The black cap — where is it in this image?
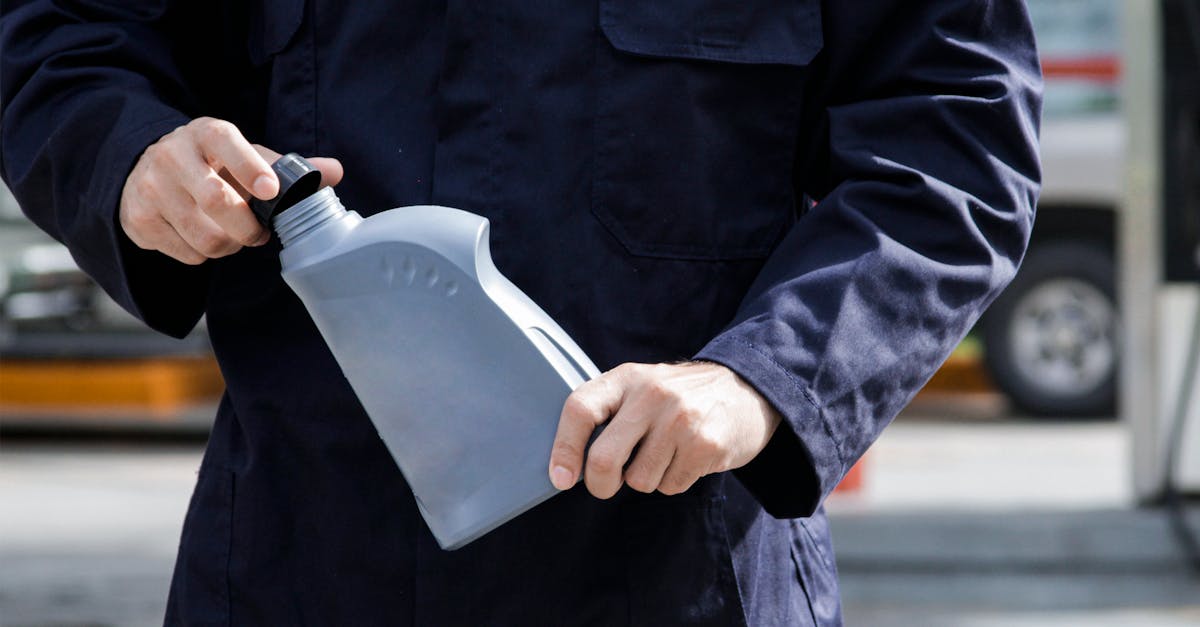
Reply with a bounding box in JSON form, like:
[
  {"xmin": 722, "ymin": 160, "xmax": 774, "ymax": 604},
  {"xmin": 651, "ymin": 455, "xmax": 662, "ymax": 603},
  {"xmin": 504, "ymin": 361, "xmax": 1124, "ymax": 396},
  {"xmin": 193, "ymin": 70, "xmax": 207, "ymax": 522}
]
[{"xmin": 250, "ymin": 153, "xmax": 324, "ymax": 226}]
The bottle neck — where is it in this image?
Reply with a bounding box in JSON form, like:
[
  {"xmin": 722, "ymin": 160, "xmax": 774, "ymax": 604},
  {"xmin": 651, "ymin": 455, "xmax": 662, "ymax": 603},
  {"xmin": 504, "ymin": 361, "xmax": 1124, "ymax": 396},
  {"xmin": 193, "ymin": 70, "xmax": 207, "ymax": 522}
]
[{"xmin": 272, "ymin": 187, "xmax": 351, "ymax": 248}]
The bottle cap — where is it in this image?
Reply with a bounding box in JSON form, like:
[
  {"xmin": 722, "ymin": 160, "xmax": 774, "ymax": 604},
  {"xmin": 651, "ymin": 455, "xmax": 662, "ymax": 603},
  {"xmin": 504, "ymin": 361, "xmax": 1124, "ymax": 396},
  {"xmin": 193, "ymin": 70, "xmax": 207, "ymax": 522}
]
[{"xmin": 250, "ymin": 153, "xmax": 324, "ymax": 226}]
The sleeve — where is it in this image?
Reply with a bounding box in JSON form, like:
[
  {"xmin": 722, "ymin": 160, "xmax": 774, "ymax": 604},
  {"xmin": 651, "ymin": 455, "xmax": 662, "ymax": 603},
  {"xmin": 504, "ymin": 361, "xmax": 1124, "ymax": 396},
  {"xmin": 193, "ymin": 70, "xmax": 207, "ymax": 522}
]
[
  {"xmin": 694, "ymin": 0, "xmax": 1042, "ymax": 517},
  {"xmin": 0, "ymin": 0, "xmax": 207, "ymax": 337}
]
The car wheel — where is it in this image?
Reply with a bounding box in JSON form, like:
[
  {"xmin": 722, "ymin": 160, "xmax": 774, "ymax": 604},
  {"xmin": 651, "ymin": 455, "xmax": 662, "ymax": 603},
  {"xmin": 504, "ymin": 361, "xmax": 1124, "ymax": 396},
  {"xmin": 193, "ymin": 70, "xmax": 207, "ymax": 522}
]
[{"xmin": 982, "ymin": 241, "xmax": 1118, "ymax": 417}]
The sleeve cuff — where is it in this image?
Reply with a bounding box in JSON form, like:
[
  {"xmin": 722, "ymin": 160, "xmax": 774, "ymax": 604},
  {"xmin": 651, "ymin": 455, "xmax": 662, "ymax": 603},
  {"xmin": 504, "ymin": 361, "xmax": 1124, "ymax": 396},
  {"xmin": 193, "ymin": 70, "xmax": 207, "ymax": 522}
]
[
  {"xmin": 86, "ymin": 111, "xmax": 210, "ymax": 338},
  {"xmin": 695, "ymin": 334, "xmax": 844, "ymax": 518}
]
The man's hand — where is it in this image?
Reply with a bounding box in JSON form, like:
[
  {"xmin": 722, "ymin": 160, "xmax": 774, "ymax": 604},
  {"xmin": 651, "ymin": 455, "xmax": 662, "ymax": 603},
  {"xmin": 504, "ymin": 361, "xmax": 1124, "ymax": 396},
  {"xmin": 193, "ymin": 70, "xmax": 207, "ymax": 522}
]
[
  {"xmin": 119, "ymin": 117, "xmax": 344, "ymax": 265},
  {"xmin": 548, "ymin": 361, "xmax": 782, "ymax": 498}
]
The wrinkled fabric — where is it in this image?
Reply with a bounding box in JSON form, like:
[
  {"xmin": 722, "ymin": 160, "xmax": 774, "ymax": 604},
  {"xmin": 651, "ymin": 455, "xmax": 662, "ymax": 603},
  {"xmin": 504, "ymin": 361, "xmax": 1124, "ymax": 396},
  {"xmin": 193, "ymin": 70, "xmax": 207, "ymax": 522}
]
[{"xmin": 0, "ymin": 0, "xmax": 1040, "ymax": 625}]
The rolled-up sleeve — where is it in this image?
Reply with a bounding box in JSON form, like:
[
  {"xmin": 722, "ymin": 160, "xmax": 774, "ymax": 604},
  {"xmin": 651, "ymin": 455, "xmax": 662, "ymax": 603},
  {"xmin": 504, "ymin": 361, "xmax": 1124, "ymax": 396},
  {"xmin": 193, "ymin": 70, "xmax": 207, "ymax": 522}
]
[
  {"xmin": 696, "ymin": 0, "xmax": 1042, "ymax": 517},
  {"xmin": 1, "ymin": 0, "xmax": 205, "ymax": 337}
]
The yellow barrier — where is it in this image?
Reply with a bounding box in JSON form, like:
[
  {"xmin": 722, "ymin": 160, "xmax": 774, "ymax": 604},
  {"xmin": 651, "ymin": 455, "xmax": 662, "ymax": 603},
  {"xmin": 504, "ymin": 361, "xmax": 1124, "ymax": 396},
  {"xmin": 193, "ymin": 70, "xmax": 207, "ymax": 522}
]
[{"xmin": 0, "ymin": 357, "xmax": 224, "ymax": 419}]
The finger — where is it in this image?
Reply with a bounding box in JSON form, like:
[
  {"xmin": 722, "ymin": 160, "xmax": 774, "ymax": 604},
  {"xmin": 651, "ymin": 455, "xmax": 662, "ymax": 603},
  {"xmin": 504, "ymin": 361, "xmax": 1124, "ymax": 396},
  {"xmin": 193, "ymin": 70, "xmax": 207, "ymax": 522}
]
[
  {"xmin": 549, "ymin": 370, "xmax": 627, "ymax": 491},
  {"xmin": 121, "ymin": 199, "xmax": 207, "ymax": 265},
  {"xmin": 657, "ymin": 433, "xmax": 716, "ymax": 496},
  {"xmin": 218, "ymin": 167, "xmax": 251, "ymax": 200},
  {"xmin": 159, "ymin": 182, "xmax": 243, "ymax": 259},
  {"xmin": 215, "ymin": 169, "xmax": 270, "ymax": 246},
  {"xmin": 194, "ymin": 119, "xmax": 277, "ymax": 199},
  {"xmin": 583, "ymin": 400, "xmax": 654, "ymax": 499},
  {"xmin": 622, "ymin": 425, "xmax": 677, "ymax": 494},
  {"xmin": 308, "ymin": 157, "xmax": 344, "ymax": 187},
  {"xmin": 250, "ymin": 145, "xmax": 344, "ymax": 188},
  {"xmin": 251, "ymin": 144, "xmax": 281, "ymax": 164},
  {"xmin": 176, "ymin": 149, "xmax": 266, "ymax": 246},
  {"xmin": 657, "ymin": 459, "xmax": 702, "ymax": 496},
  {"xmin": 150, "ymin": 215, "xmax": 209, "ymax": 265}
]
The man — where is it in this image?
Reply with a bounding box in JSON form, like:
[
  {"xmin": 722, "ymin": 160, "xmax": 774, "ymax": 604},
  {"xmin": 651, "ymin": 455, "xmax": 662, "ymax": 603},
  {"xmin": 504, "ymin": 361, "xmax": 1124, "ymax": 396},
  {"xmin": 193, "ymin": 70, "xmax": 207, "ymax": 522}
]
[{"xmin": 0, "ymin": 1, "xmax": 1041, "ymax": 624}]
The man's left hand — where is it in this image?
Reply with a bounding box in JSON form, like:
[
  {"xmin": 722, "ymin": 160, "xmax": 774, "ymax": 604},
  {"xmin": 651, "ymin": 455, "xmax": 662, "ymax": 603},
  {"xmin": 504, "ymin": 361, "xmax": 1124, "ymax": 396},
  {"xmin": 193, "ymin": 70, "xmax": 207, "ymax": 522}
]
[{"xmin": 548, "ymin": 361, "xmax": 782, "ymax": 498}]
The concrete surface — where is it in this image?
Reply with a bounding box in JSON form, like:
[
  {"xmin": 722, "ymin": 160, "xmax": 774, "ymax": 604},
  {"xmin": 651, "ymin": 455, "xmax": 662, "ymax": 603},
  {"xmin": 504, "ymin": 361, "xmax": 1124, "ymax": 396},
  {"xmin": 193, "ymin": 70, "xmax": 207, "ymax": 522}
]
[
  {"xmin": 827, "ymin": 414, "xmax": 1200, "ymax": 626},
  {"xmin": 1, "ymin": 415, "xmax": 1198, "ymax": 626},
  {"xmin": 0, "ymin": 442, "xmax": 197, "ymax": 627}
]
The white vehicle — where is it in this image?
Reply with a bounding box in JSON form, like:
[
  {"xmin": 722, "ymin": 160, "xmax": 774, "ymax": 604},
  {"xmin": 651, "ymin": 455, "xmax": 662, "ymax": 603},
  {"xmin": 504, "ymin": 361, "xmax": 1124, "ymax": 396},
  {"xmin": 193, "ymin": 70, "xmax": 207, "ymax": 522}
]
[
  {"xmin": 0, "ymin": 185, "xmax": 207, "ymax": 358},
  {"xmin": 979, "ymin": 0, "xmax": 1123, "ymax": 416}
]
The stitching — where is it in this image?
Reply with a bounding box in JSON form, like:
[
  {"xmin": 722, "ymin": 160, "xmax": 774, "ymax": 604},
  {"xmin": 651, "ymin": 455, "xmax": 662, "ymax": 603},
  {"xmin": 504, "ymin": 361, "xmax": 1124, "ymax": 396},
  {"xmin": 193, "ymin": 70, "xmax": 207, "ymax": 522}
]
[
  {"xmin": 714, "ymin": 496, "xmax": 751, "ymax": 627},
  {"xmin": 720, "ymin": 336, "xmax": 847, "ymax": 472},
  {"xmin": 489, "ymin": 5, "xmax": 501, "ymax": 218},
  {"xmin": 307, "ymin": 0, "xmax": 319, "ymax": 155},
  {"xmin": 797, "ymin": 518, "xmax": 833, "ymax": 569},
  {"xmin": 788, "ymin": 534, "xmax": 819, "ymax": 623},
  {"xmin": 224, "ymin": 471, "xmax": 236, "ymax": 627}
]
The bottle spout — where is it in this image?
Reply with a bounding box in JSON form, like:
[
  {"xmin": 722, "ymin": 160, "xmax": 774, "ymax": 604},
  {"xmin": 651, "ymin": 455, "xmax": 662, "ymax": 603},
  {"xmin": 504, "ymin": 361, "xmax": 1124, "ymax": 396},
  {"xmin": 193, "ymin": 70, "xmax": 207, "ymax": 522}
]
[{"xmin": 273, "ymin": 187, "xmax": 354, "ymax": 248}]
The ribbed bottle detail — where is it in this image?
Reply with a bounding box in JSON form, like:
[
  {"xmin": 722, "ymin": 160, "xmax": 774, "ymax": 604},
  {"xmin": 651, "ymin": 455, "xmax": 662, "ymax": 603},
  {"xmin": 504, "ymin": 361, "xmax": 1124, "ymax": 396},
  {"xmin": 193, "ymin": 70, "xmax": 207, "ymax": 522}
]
[{"xmin": 272, "ymin": 188, "xmax": 348, "ymax": 247}]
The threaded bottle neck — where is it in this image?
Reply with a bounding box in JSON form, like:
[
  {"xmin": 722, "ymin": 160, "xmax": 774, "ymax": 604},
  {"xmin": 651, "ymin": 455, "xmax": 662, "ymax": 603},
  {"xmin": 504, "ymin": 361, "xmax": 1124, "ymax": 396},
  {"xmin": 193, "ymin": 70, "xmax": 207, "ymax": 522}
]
[{"xmin": 272, "ymin": 187, "xmax": 348, "ymax": 247}]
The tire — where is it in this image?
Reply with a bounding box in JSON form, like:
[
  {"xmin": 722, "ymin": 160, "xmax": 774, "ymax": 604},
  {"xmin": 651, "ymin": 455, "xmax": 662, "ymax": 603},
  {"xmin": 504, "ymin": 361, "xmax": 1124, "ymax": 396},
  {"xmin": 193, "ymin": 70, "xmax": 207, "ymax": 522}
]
[{"xmin": 981, "ymin": 241, "xmax": 1118, "ymax": 417}]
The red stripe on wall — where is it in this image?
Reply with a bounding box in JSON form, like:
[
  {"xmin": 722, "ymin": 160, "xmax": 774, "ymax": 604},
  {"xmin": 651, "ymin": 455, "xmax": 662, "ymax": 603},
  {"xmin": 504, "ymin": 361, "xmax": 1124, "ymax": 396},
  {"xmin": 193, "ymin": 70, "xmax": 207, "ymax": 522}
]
[{"xmin": 1042, "ymin": 56, "xmax": 1121, "ymax": 82}]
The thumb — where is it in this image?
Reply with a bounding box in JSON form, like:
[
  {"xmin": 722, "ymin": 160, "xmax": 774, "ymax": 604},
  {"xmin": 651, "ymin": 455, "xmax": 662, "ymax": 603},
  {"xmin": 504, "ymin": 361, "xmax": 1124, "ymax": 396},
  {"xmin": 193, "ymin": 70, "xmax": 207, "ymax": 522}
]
[
  {"xmin": 250, "ymin": 145, "xmax": 344, "ymax": 188},
  {"xmin": 307, "ymin": 157, "xmax": 344, "ymax": 188}
]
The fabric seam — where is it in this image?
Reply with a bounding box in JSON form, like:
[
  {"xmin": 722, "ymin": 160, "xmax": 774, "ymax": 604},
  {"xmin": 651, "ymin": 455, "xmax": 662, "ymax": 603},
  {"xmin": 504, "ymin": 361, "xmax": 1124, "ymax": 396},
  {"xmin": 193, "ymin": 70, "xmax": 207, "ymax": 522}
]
[{"xmin": 725, "ymin": 335, "xmax": 847, "ymax": 473}]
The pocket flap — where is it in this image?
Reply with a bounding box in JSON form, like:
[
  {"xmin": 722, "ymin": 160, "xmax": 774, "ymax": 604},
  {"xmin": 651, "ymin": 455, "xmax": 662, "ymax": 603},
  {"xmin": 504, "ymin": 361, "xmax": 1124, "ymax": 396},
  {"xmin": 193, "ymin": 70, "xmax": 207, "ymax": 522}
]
[
  {"xmin": 248, "ymin": 0, "xmax": 305, "ymax": 65},
  {"xmin": 599, "ymin": 0, "xmax": 823, "ymax": 66}
]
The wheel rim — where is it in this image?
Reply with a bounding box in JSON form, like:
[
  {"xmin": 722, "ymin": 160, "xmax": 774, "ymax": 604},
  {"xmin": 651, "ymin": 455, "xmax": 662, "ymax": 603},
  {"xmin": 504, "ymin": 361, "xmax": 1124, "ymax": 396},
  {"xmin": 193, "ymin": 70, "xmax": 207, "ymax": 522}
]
[{"xmin": 1007, "ymin": 278, "xmax": 1117, "ymax": 399}]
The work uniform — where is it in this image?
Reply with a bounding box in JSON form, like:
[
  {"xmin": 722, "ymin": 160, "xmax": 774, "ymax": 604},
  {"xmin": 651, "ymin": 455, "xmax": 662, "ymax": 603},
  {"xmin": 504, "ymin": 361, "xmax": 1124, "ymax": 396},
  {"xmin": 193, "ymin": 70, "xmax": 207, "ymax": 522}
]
[{"xmin": 0, "ymin": 1, "xmax": 1041, "ymax": 624}]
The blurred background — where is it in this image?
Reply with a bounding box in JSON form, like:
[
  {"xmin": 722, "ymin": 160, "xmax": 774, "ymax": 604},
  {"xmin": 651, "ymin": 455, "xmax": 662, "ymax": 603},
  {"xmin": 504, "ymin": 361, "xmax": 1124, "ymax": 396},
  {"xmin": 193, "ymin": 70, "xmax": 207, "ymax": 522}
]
[{"xmin": 3, "ymin": 0, "xmax": 1200, "ymax": 625}]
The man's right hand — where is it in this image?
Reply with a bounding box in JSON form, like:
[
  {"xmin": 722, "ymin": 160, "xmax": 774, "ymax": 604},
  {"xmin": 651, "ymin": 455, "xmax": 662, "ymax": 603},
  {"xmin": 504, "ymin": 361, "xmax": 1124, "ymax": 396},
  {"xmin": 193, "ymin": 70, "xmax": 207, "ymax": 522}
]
[{"xmin": 119, "ymin": 117, "xmax": 344, "ymax": 265}]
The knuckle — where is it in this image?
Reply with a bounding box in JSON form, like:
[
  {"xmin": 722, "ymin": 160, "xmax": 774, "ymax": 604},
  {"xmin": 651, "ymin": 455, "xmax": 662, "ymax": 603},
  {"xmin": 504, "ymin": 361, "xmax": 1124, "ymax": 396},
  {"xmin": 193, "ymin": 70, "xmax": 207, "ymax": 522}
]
[
  {"xmin": 198, "ymin": 176, "xmax": 232, "ymax": 210},
  {"xmin": 644, "ymin": 379, "xmax": 675, "ymax": 402},
  {"xmin": 140, "ymin": 143, "xmax": 162, "ymax": 166},
  {"xmin": 132, "ymin": 175, "xmax": 158, "ymax": 200},
  {"xmin": 658, "ymin": 479, "xmax": 687, "ymax": 496},
  {"xmin": 613, "ymin": 362, "xmax": 638, "ymax": 376},
  {"xmin": 624, "ymin": 472, "xmax": 655, "ymax": 494},
  {"xmin": 586, "ymin": 452, "xmax": 617, "ymax": 477},
  {"xmin": 126, "ymin": 207, "xmax": 160, "ymax": 236},
  {"xmin": 563, "ymin": 394, "xmax": 599, "ymax": 423},
  {"xmin": 693, "ymin": 433, "xmax": 723, "ymax": 458},
  {"xmin": 195, "ymin": 230, "xmax": 235, "ymax": 257},
  {"xmin": 147, "ymin": 142, "xmax": 179, "ymax": 170},
  {"xmin": 552, "ymin": 440, "xmax": 582, "ymax": 464},
  {"xmin": 225, "ymin": 212, "xmax": 263, "ymax": 245},
  {"xmin": 166, "ymin": 122, "xmax": 189, "ymax": 139},
  {"xmin": 670, "ymin": 405, "xmax": 702, "ymax": 432},
  {"xmin": 201, "ymin": 118, "xmax": 236, "ymax": 145},
  {"xmin": 177, "ymin": 250, "xmax": 207, "ymax": 266},
  {"xmin": 613, "ymin": 362, "xmax": 645, "ymax": 381},
  {"xmin": 691, "ymin": 425, "xmax": 724, "ymax": 454},
  {"xmin": 123, "ymin": 203, "xmax": 149, "ymax": 226},
  {"xmin": 188, "ymin": 116, "xmax": 215, "ymax": 130},
  {"xmin": 678, "ymin": 405, "xmax": 704, "ymax": 427}
]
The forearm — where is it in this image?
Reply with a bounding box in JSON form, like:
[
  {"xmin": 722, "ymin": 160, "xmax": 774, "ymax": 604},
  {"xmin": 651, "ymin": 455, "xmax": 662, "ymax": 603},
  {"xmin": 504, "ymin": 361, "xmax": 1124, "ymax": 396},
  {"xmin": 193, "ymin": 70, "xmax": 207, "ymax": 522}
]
[{"xmin": 698, "ymin": 0, "xmax": 1042, "ymax": 516}]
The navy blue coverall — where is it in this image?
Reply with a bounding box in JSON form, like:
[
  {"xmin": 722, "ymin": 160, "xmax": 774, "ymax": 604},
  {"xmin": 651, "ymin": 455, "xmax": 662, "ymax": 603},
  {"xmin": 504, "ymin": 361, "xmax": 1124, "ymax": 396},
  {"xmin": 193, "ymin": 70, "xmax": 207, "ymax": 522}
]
[{"xmin": 0, "ymin": 1, "xmax": 1041, "ymax": 624}]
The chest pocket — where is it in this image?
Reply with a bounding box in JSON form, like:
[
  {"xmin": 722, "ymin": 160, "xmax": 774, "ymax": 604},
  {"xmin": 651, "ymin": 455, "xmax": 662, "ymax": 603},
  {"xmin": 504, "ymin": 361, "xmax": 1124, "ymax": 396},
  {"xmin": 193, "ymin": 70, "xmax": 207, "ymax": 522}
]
[
  {"xmin": 248, "ymin": 0, "xmax": 305, "ymax": 66},
  {"xmin": 593, "ymin": 0, "xmax": 823, "ymax": 260}
]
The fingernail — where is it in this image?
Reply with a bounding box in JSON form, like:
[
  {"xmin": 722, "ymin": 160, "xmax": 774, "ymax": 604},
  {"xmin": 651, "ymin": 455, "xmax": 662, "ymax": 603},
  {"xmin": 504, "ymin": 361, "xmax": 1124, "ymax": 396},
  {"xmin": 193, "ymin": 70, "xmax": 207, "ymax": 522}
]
[
  {"xmin": 252, "ymin": 175, "xmax": 276, "ymax": 199},
  {"xmin": 551, "ymin": 465, "xmax": 574, "ymax": 490}
]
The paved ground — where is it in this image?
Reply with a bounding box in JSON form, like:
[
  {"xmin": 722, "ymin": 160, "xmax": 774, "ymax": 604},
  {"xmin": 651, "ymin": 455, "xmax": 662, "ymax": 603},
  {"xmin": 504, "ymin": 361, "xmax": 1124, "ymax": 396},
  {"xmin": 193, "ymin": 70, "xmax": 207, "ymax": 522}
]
[
  {"xmin": 826, "ymin": 408, "xmax": 1200, "ymax": 626},
  {"xmin": 0, "ymin": 441, "xmax": 196, "ymax": 627},
  {"xmin": 1, "ymin": 410, "xmax": 1199, "ymax": 626}
]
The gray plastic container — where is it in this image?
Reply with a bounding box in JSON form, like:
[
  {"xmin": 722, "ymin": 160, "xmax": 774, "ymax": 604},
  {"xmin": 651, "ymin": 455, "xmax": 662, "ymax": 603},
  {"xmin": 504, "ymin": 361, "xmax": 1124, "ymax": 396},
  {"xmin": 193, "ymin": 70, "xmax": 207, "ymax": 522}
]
[{"xmin": 255, "ymin": 155, "xmax": 599, "ymax": 549}]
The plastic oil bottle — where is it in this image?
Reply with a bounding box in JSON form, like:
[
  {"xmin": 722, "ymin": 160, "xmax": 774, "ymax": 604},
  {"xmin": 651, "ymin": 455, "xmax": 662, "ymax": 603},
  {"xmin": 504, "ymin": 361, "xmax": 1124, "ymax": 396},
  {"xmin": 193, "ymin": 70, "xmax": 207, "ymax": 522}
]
[{"xmin": 251, "ymin": 154, "xmax": 599, "ymax": 549}]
